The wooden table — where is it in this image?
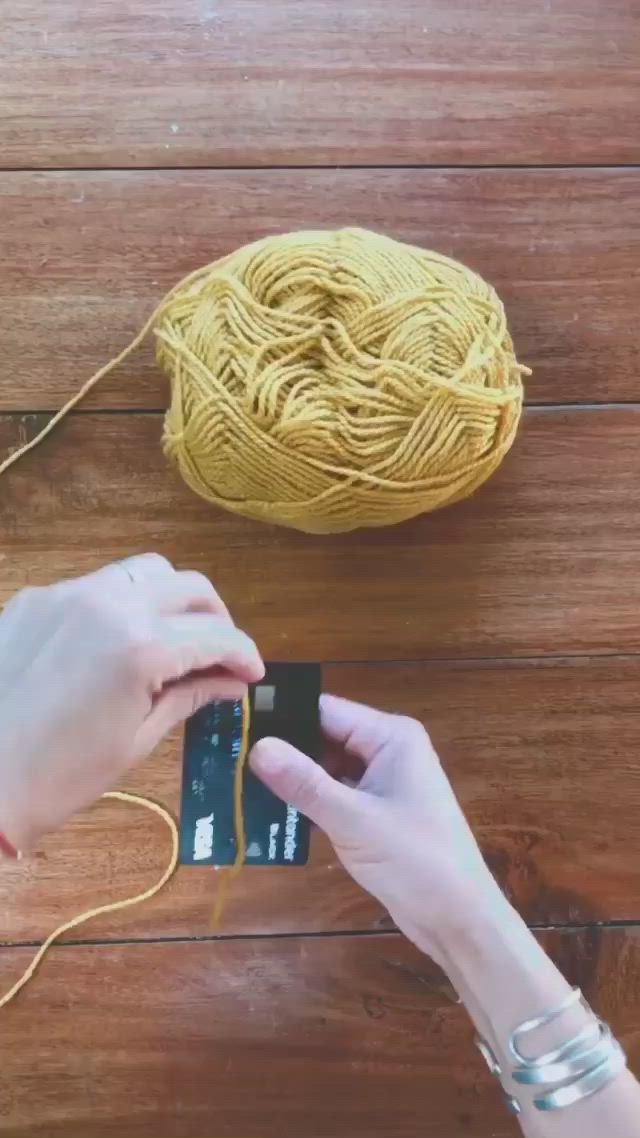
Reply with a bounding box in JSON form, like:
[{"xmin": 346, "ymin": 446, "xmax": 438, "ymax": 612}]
[{"xmin": 1, "ymin": 2, "xmax": 639, "ymax": 1135}]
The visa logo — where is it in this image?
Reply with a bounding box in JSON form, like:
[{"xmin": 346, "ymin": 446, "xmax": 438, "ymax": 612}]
[{"xmin": 193, "ymin": 813, "xmax": 214, "ymax": 861}]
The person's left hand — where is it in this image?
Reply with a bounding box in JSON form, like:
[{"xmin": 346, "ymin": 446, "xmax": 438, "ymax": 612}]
[{"xmin": 0, "ymin": 554, "xmax": 264, "ymax": 851}]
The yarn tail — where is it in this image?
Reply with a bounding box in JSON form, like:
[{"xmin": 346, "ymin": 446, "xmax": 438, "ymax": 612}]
[
  {"xmin": 0, "ymin": 260, "xmax": 221, "ymax": 479},
  {"xmin": 209, "ymin": 693, "xmax": 251, "ymax": 930},
  {"xmin": 0, "ymin": 315, "xmax": 159, "ymax": 478},
  {"xmin": 0, "ymin": 791, "xmax": 178, "ymax": 1009}
]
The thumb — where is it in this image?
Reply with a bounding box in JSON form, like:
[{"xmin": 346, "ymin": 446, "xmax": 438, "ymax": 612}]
[{"xmin": 250, "ymin": 737, "xmax": 358, "ymax": 839}]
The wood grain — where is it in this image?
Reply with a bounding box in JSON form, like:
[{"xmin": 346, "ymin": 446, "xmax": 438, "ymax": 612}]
[
  {"xmin": 1, "ymin": 168, "xmax": 638, "ymax": 410},
  {"xmin": 3, "ymin": 2, "xmax": 639, "ymax": 1135},
  {"xmin": 3, "ymin": 0, "xmax": 639, "ymax": 169},
  {"xmin": 2, "ymin": 654, "xmax": 639, "ymax": 945},
  {"xmin": 0, "ymin": 928, "xmax": 638, "ymax": 1137},
  {"xmin": 0, "ymin": 406, "xmax": 638, "ymax": 660}
]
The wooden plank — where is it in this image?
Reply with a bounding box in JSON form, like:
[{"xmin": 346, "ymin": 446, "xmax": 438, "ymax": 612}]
[
  {"xmin": 1, "ymin": 169, "xmax": 637, "ymax": 410},
  {"xmin": 2, "ymin": 0, "xmax": 639, "ymax": 168},
  {"xmin": 2, "ymin": 655, "xmax": 640, "ymax": 945},
  {"xmin": 0, "ymin": 929, "xmax": 638, "ymax": 1137},
  {"xmin": 0, "ymin": 405, "xmax": 638, "ymax": 658}
]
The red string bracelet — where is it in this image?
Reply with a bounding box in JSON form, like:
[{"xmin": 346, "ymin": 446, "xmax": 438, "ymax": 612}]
[{"xmin": 0, "ymin": 831, "xmax": 20, "ymax": 859}]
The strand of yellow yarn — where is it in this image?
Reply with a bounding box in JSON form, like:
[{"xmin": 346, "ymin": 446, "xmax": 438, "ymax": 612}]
[
  {"xmin": 0, "ymin": 260, "xmax": 203, "ymax": 478},
  {"xmin": 210, "ymin": 692, "xmax": 251, "ymax": 929},
  {"xmin": 0, "ymin": 694, "xmax": 251, "ymax": 1005},
  {"xmin": 0, "ymin": 791, "xmax": 178, "ymax": 1009}
]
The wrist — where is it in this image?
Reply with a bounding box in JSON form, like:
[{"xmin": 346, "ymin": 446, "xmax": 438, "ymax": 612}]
[
  {"xmin": 426, "ymin": 885, "xmax": 585, "ymax": 1048},
  {"xmin": 430, "ymin": 877, "xmax": 524, "ymax": 972},
  {"xmin": 392, "ymin": 866, "xmax": 507, "ymax": 966}
]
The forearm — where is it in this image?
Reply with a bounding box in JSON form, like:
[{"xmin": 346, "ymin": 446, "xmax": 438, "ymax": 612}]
[{"xmin": 405, "ymin": 881, "xmax": 639, "ymax": 1138}]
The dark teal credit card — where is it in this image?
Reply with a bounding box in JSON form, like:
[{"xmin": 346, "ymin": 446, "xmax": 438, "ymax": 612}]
[{"xmin": 179, "ymin": 663, "xmax": 321, "ymax": 867}]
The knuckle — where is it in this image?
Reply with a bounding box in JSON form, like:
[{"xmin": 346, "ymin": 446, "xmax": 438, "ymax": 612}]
[
  {"xmin": 181, "ymin": 569, "xmax": 213, "ymax": 589},
  {"xmin": 139, "ymin": 552, "xmax": 174, "ymax": 573},
  {"xmin": 179, "ymin": 572, "xmax": 229, "ymax": 618},
  {"xmin": 181, "ymin": 570, "xmax": 218, "ymax": 598},
  {"xmin": 395, "ymin": 715, "xmax": 429, "ymax": 746}
]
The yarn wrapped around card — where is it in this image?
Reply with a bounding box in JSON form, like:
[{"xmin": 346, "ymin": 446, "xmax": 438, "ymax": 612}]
[{"xmin": 157, "ymin": 228, "xmax": 528, "ymax": 533}]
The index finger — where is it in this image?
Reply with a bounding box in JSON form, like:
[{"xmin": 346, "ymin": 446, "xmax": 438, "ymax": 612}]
[{"xmin": 155, "ymin": 615, "xmax": 265, "ymax": 686}]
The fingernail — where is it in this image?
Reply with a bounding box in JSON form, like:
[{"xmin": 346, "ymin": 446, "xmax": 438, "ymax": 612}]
[{"xmin": 250, "ymin": 739, "xmax": 284, "ymax": 777}]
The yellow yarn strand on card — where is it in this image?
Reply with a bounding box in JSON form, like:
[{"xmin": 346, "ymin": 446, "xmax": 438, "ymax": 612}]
[
  {"xmin": 0, "ymin": 792, "xmax": 178, "ymax": 1009},
  {"xmin": 0, "ymin": 228, "xmax": 529, "ymax": 534},
  {"xmin": 210, "ymin": 692, "xmax": 251, "ymax": 929}
]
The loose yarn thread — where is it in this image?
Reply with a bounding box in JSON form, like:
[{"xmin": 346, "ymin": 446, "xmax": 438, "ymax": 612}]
[
  {"xmin": 0, "ymin": 693, "xmax": 251, "ymax": 1004},
  {"xmin": 0, "ymin": 228, "xmax": 529, "ymax": 534},
  {"xmin": 0, "ymin": 792, "xmax": 178, "ymax": 1008}
]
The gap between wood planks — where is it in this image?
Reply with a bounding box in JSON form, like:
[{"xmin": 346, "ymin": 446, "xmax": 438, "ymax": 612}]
[{"xmin": 4, "ymin": 921, "xmax": 640, "ymax": 952}]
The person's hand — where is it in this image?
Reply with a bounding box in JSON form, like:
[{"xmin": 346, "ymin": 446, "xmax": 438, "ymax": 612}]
[
  {"xmin": 250, "ymin": 695, "xmax": 499, "ymax": 964},
  {"xmin": 0, "ymin": 554, "xmax": 264, "ymax": 851}
]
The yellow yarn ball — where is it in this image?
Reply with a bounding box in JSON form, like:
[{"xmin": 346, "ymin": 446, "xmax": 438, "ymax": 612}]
[{"xmin": 157, "ymin": 228, "xmax": 528, "ymax": 534}]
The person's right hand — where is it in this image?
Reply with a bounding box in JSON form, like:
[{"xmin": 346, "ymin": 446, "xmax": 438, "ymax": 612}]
[
  {"xmin": 250, "ymin": 695, "xmax": 499, "ymax": 964},
  {"xmin": 254, "ymin": 698, "xmax": 640, "ymax": 1138}
]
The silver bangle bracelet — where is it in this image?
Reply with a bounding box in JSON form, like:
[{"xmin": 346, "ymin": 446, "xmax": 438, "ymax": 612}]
[
  {"xmin": 509, "ymin": 986, "xmax": 583, "ymax": 1065},
  {"xmin": 534, "ymin": 1043, "xmax": 627, "ymax": 1112},
  {"xmin": 476, "ymin": 987, "xmax": 627, "ymax": 1114},
  {"xmin": 513, "ymin": 1021, "xmax": 612, "ymax": 1085}
]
